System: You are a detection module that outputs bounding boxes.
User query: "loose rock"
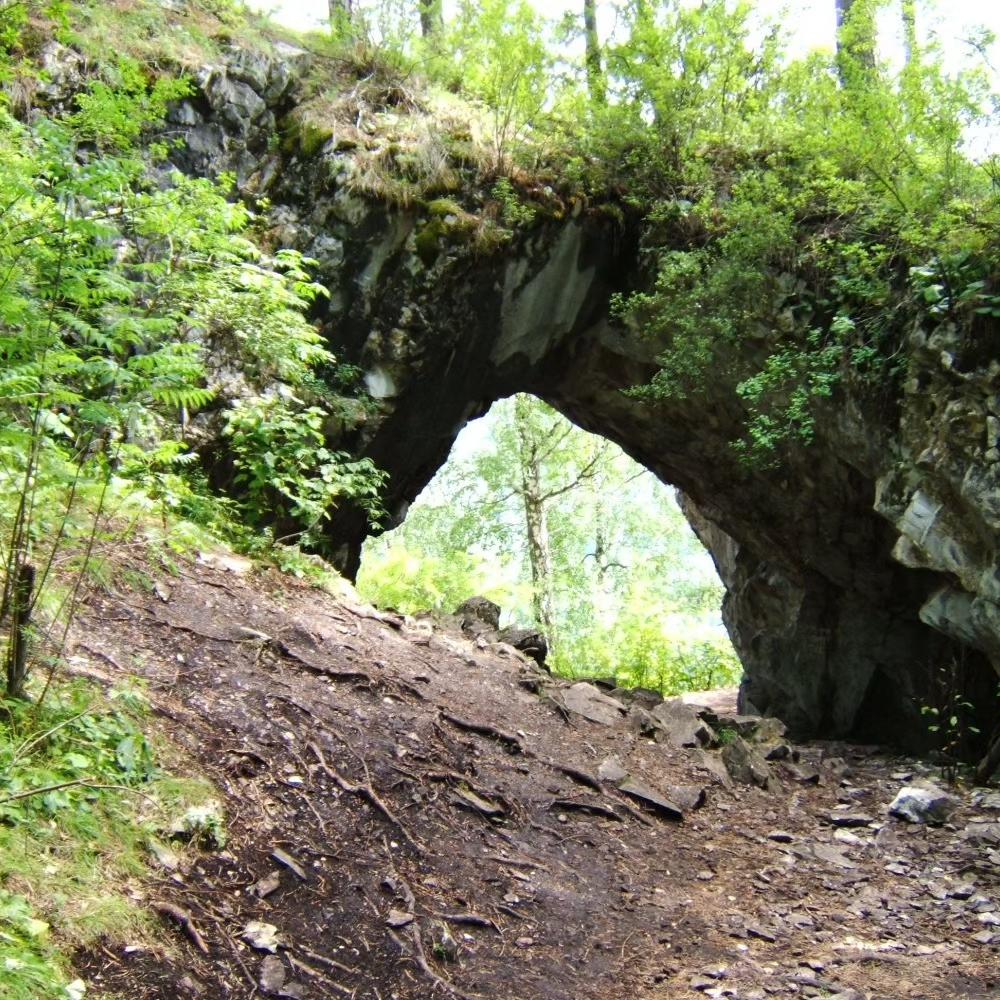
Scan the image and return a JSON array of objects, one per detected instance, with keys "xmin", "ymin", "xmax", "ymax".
[
  {"xmin": 888, "ymin": 782, "xmax": 960, "ymax": 825},
  {"xmin": 721, "ymin": 736, "xmax": 772, "ymax": 789}
]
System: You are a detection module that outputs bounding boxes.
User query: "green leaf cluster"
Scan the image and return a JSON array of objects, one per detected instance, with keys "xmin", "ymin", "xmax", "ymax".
[
  {"xmin": 0, "ymin": 45, "xmax": 386, "ymax": 693},
  {"xmin": 594, "ymin": 0, "xmax": 1000, "ymax": 462},
  {"xmin": 225, "ymin": 398, "xmax": 387, "ymax": 548}
]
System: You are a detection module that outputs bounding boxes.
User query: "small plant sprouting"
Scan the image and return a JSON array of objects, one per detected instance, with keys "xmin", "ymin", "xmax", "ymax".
[{"xmin": 920, "ymin": 656, "xmax": 982, "ymax": 786}]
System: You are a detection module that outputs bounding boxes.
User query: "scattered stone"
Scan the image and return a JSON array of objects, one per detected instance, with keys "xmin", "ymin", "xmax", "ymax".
[
  {"xmin": 614, "ymin": 686, "xmax": 663, "ymax": 710},
  {"xmin": 177, "ymin": 975, "xmax": 204, "ymax": 996},
  {"xmin": 809, "ymin": 843, "xmax": 858, "ymax": 869},
  {"xmin": 765, "ymin": 744, "xmax": 793, "ymax": 761},
  {"xmin": 271, "ymin": 847, "xmax": 308, "ymax": 881},
  {"xmin": 966, "ymin": 894, "xmax": 995, "ymax": 913},
  {"xmin": 148, "ymin": 839, "xmax": 181, "ymax": 871},
  {"xmin": 515, "ymin": 937, "xmax": 534, "ymax": 948},
  {"xmin": 559, "ymin": 682, "xmax": 628, "ymax": 726},
  {"xmin": 651, "ymin": 699, "xmax": 717, "ymax": 748},
  {"xmin": 964, "ymin": 822, "xmax": 1000, "ymax": 845},
  {"xmin": 690, "ymin": 976, "xmax": 718, "ymax": 991},
  {"xmin": 825, "ymin": 811, "xmax": 874, "ymax": 828},
  {"xmin": 754, "ymin": 717, "xmax": 788, "ymax": 742},
  {"xmin": 972, "ymin": 930, "xmax": 1000, "ymax": 945},
  {"xmin": 428, "ymin": 919, "xmax": 460, "ymax": 962},
  {"xmin": 700, "ymin": 964, "xmax": 727, "ymax": 979},
  {"xmin": 387, "ymin": 909, "xmax": 414, "ymax": 928},
  {"xmin": 767, "ymin": 830, "xmax": 794, "ymax": 843},
  {"xmin": 453, "ymin": 787, "xmax": 505, "ymax": 817},
  {"xmin": 833, "ymin": 829, "xmax": 864, "ymax": 846},
  {"xmin": 598, "ymin": 757, "xmax": 629, "ymax": 783},
  {"xmin": 697, "ymin": 870, "xmax": 715, "ymax": 881},
  {"xmin": 721, "ymin": 736, "xmax": 772, "ymax": 789},
  {"xmin": 972, "ymin": 789, "xmax": 1000, "ymax": 811},
  {"xmin": 667, "ymin": 784, "xmax": 708, "ymax": 811},
  {"xmin": 168, "ymin": 800, "xmax": 226, "ymax": 848},
  {"xmin": 700, "ymin": 711, "xmax": 761, "ymax": 738},
  {"xmin": 497, "ymin": 626, "xmax": 547, "ymax": 666},
  {"xmin": 453, "ymin": 596, "xmax": 501, "ymax": 631},
  {"xmin": 251, "ymin": 871, "xmax": 283, "ymax": 899},
  {"xmin": 693, "ymin": 749, "xmax": 735, "ymax": 789},
  {"xmin": 242, "ymin": 921, "xmax": 281, "ymax": 953},
  {"xmin": 259, "ymin": 955, "xmax": 286, "ymax": 994},
  {"xmin": 888, "ymin": 782, "xmax": 960, "ymax": 825},
  {"xmin": 778, "ymin": 761, "xmax": 822, "ymax": 784},
  {"xmin": 617, "ymin": 777, "xmax": 684, "ymax": 821},
  {"xmin": 627, "ymin": 705, "xmax": 659, "ymax": 737},
  {"xmin": 746, "ymin": 924, "xmax": 777, "ymax": 943}
]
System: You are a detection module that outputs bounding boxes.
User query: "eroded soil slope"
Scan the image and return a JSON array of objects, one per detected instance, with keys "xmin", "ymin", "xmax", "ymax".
[{"xmin": 69, "ymin": 552, "xmax": 1000, "ymax": 1000}]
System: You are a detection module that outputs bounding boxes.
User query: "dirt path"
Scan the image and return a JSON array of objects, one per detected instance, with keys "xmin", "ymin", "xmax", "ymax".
[{"xmin": 69, "ymin": 552, "xmax": 999, "ymax": 1000}]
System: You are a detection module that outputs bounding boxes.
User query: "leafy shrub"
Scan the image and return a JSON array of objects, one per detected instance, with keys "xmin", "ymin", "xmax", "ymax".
[{"xmin": 225, "ymin": 399, "xmax": 387, "ymax": 548}]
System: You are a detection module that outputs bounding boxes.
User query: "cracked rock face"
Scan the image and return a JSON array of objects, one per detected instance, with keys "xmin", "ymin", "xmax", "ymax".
[{"xmin": 157, "ymin": 46, "xmax": 996, "ymax": 749}]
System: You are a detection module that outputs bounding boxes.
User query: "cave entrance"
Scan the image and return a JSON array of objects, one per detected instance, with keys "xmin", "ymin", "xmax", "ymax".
[{"xmin": 356, "ymin": 393, "xmax": 741, "ymax": 696}]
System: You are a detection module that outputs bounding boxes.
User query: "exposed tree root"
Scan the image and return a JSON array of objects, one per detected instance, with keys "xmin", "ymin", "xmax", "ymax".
[
  {"xmin": 439, "ymin": 711, "xmax": 524, "ymax": 753},
  {"xmin": 307, "ymin": 740, "xmax": 421, "ymax": 850},
  {"xmin": 152, "ymin": 901, "xmax": 209, "ymax": 954}
]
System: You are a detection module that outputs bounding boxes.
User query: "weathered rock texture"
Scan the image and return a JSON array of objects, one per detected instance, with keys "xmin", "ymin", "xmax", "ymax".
[{"xmin": 165, "ymin": 47, "xmax": 997, "ymax": 749}]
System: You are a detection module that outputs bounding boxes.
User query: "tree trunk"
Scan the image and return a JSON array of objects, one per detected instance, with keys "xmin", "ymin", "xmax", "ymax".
[
  {"xmin": 901, "ymin": 0, "xmax": 917, "ymax": 66},
  {"xmin": 419, "ymin": 0, "xmax": 444, "ymax": 38},
  {"xmin": 3, "ymin": 562, "xmax": 34, "ymax": 699},
  {"xmin": 584, "ymin": 0, "xmax": 606, "ymax": 105},
  {"xmin": 835, "ymin": 0, "xmax": 876, "ymax": 86},
  {"xmin": 514, "ymin": 397, "xmax": 557, "ymax": 651},
  {"xmin": 328, "ymin": 0, "xmax": 353, "ymax": 34}
]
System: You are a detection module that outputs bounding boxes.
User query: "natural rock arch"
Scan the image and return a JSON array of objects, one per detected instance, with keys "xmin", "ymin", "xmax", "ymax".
[
  {"xmin": 316, "ymin": 213, "xmax": 978, "ymax": 747},
  {"xmin": 170, "ymin": 50, "xmax": 998, "ymax": 751}
]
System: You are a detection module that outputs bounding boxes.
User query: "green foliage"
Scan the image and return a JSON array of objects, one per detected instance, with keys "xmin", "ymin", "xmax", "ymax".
[
  {"xmin": 491, "ymin": 176, "xmax": 536, "ymax": 228},
  {"xmin": 588, "ymin": 0, "xmax": 1000, "ymax": 463},
  {"xmin": 0, "ymin": 43, "xmax": 387, "ymax": 695},
  {"xmin": 0, "ymin": 680, "xmax": 186, "ymax": 999},
  {"xmin": 445, "ymin": 0, "xmax": 551, "ymax": 171},
  {"xmin": 0, "ymin": 682, "xmax": 155, "ymax": 824},
  {"xmin": 358, "ymin": 544, "xmax": 524, "ymax": 616},
  {"xmin": 920, "ymin": 656, "xmax": 987, "ymax": 784},
  {"xmin": 225, "ymin": 399, "xmax": 387, "ymax": 548},
  {"xmin": 70, "ymin": 58, "xmax": 192, "ymax": 149}
]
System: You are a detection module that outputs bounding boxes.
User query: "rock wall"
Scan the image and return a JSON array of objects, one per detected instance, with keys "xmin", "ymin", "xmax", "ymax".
[{"xmin": 162, "ymin": 46, "xmax": 997, "ymax": 749}]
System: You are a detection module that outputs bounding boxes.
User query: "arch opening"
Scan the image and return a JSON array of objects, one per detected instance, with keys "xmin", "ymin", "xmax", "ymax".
[{"xmin": 356, "ymin": 393, "xmax": 743, "ymax": 698}]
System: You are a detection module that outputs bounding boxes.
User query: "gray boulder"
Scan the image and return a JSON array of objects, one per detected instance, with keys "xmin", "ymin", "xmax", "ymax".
[
  {"xmin": 497, "ymin": 626, "xmax": 547, "ymax": 666},
  {"xmin": 454, "ymin": 596, "xmax": 501, "ymax": 631},
  {"xmin": 888, "ymin": 781, "xmax": 960, "ymax": 825},
  {"xmin": 559, "ymin": 682, "xmax": 627, "ymax": 726},
  {"xmin": 721, "ymin": 736, "xmax": 773, "ymax": 789},
  {"xmin": 651, "ymin": 699, "xmax": 717, "ymax": 748}
]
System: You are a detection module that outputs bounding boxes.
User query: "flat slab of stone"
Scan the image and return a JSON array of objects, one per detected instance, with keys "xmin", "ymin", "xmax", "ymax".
[
  {"xmin": 617, "ymin": 777, "xmax": 684, "ymax": 821},
  {"xmin": 651, "ymin": 699, "xmax": 716, "ymax": 747},
  {"xmin": 597, "ymin": 757, "xmax": 628, "ymax": 783},
  {"xmin": 559, "ymin": 682, "xmax": 627, "ymax": 726}
]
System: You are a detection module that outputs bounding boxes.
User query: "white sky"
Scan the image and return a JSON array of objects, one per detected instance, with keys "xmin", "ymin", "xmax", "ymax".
[{"xmin": 247, "ymin": 0, "xmax": 1000, "ymax": 72}]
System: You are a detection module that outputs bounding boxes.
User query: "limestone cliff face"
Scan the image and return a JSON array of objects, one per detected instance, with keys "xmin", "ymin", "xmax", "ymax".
[{"xmin": 166, "ymin": 47, "xmax": 998, "ymax": 748}]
